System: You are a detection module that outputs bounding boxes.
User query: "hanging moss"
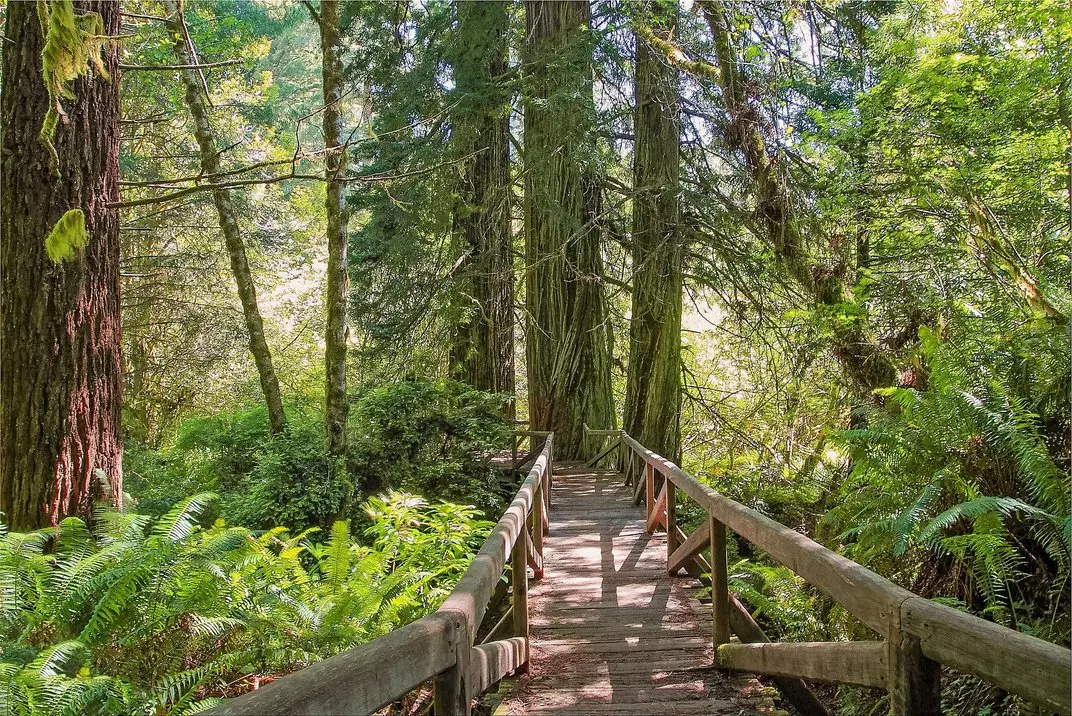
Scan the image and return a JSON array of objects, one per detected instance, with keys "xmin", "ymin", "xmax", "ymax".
[
  {"xmin": 37, "ymin": 0, "xmax": 110, "ymax": 177},
  {"xmin": 45, "ymin": 209, "xmax": 89, "ymax": 263}
]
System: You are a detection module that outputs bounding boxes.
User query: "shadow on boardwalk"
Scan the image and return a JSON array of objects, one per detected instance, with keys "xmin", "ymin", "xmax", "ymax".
[{"xmin": 496, "ymin": 466, "xmax": 782, "ymax": 715}]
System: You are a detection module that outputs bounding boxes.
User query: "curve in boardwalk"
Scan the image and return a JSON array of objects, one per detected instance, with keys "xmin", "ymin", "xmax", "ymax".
[{"xmin": 498, "ymin": 464, "xmax": 777, "ymax": 715}]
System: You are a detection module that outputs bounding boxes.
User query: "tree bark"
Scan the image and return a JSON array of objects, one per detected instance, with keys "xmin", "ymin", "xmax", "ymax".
[
  {"xmin": 698, "ymin": 0, "xmax": 898, "ymax": 396},
  {"xmin": 317, "ymin": 0, "xmax": 351, "ymax": 485},
  {"xmin": 523, "ymin": 0, "xmax": 615, "ymax": 458},
  {"xmin": 449, "ymin": 1, "xmax": 515, "ymax": 416},
  {"xmin": 1, "ymin": 0, "xmax": 124, "ymax": 529},
  {"xmin": 624, "ymin": 0, "xmax": 683, "ymax": 461},
  {"xmin": 163, "ymin": 0, "xmax": 287, "ymax": 435}
]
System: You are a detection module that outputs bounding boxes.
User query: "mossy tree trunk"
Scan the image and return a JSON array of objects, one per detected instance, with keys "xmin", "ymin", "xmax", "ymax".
[
  {"xmin": 449, "ymin": 0, "xmax": 515, "ymax": 415},
  {"xmin": 317, "ymin": 0, "xmax": 351, "ymax": 493},
  {"xmin": 623, "ymin": 0, "xmax": 683, "ymax": 461},
  {"xmin": 0, "ymin": 0, "xmax": 123, "ymax": 529},
  {"xmin": 698, "ymin": 0, "xmax": 898, "ymax": 396},
  {"xmin": 163, "ymin": 0, "xmax": 288, "ymax": 435},
  {"xmin": 523, "ymin": 0, "xmax": 615, "ymax": 458}
]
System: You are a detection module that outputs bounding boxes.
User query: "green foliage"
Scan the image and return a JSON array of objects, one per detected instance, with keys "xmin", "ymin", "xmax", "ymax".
[
  {"xmin": 349, "ymin": 379, "xmax": 512, "ymax": 515},
  {"xmin": 829, "ymin": 325, "xmax": 1069, "ymax": 636},
  {"xmin": 125, "ymin": 381, "xmax": 510, "ymax": 530},
  {"xmin": 0, "ymin": 492, "xmax": 489, "ymax": 714},
  {"xmin": 44, "ymin": 209, "xmax": 88, "ymax": 264}
]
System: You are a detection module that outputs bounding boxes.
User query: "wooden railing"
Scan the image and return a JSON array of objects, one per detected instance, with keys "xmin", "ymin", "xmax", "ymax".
[
  {"xmin": 599, "ymin": 427, "xmax": 1071, "ymax": 716},
  {"xmin": 206, "ymin": 432, "xmax": 554, "ymax": 716}
]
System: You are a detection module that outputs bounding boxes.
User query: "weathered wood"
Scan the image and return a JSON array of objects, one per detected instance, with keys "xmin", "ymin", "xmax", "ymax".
[
  {"xmin": 669, "ymin": 521, "xmax": 710, "ymax": 575},
  {"xmin": 901, "ymin": 596, "xmax": 1070, "ymax": 714},
  {"xmin": 434, "ymin": 616, "xmax": 472, "ymax": 716},
  {"xmin": 710, "ymin": 517, "xmax": 730, "ymax": 647},
  {"xmin": 888, "ymin": 628, "xmax": 940, "ymax": 716},
  {"xmin": 666, "ymin": 479, "xmax": 678, "ymax": 566},
  {"xmin": 644, "ymin": 463, "xmax": 654, "ymax": 515},
  {"xmin": 508, "ymin": 469, "xmax": 767, "ymax": 715},
  {"xmin": 622, "ymin": 434, "xmax": 909, "ymax": 636},
  {"xmin": 531, "ymin": 481, "xmax": 544, "ymax": 579},
  {"xmin": 511, "ymin": 519, "xmax": 530, "ymax": 668},
  {"xmin": 623, "ymin": 433, "xmax": 1071, "ymax": 715},
  {"xmin": 469, "ymin": 637, "xmax": 528, "ymax": 695},
  {"xmin": 208, "ymin": 612, "xmax": 458, "ymax": 715},
  {"xmin": 644, "ymin": 479, "xmax": 667, "ymax": 533},
  {"xmin": 717, "ymin": 641, "xmax": 888, "ymax": 689}
]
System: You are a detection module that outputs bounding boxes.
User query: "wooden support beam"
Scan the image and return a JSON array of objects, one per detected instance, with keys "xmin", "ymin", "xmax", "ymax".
[
  {"xmin": 671, "ymin": 525, "xmax": 830, "ymax": 716},
  {"xmin": 668, "ymin": 521, "xmax": 710, "ymax": 575},
  {"xmin": 889, "ymin": 629, "xmax": 940, "ymax": 716},
  {"xmin": 633, "ymin": 468, "xmax": 645, "ymax": 504},
  {"xmin": 530, "ymin": 484, "xmax": 544, "ymax": 579},
  {"xmin": 666, "ymin": 479, "xmax": 678, "ymax": 570},
  {"xmin": 645, "ymin": 479, "xmax": 667, "ymax": 534},
  {"xmin": 717, "ymin": 641, "xmax": 888, "ymax": 689},
  {"xmin": 644, "ymin": 463, "xmax": 654, "ymax": 515},
  {"xmin": 710, "ymin": 517, "xmax": 730, "ymax": 647},
  {"xmin": 511, "ymin": 522, "xmax": 530, "ymax": 670},
  {"xmin": 480, "ymin": 609, "xmax": 514, "ymax": 646}
]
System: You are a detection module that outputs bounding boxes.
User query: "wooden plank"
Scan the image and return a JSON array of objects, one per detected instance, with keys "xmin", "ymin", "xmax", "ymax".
[
  {"xmin": 710, "ymin": 517, "xmax": 730, "ymax": 646},
  {"xmin": 668, "ymin": 521, "xmax": 710, "ymax": 575},
  {"xmin": 717, "ymin": 641, "xmax": 888, "ymax": 689},
  {"xmin": 644, "ymin": 463, "xmax": 654, "ymax": 514},
  {"xmin": 207, "ymin": 612, "xmax": 457, "ymax": 715},
  {"xmin": 901, "ymin": 596, "xmax": 1071, "ymax": 714},
  {"xmin": 470, "ymin": 637, "xmax": 527, "ymax": 695},
  {"xmin": 677, "ymin": 530, "xmax": 833, "ymax": 716}
]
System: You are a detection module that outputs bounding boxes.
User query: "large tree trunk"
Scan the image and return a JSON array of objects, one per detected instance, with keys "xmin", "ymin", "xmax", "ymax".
[
  {"xmin": 1, "ymin": 0, "xmax": 123, "ymax": 529},
  {"xmin": 623, "ymin": 0, "xmax": 683, "ymax": 461},
  {"xmin": 449, "ymin": 0, "xmax": 515, "ymax": 415},
  {"xmin": 318, "ymin": 0, "xmax": 350, "ymax": 488},
  {"xmin": 523, "ymin": 0, "xmax": 615, "ymax": 458},
  {"xmin": 163, "ymin": 0, "xmax": 287, "ymax": 435}
]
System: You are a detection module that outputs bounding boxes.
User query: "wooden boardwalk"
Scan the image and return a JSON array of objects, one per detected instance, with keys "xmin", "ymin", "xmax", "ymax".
[{"xmin": 498, "ymin": 466, "xmax": 776, "ymax": 715}]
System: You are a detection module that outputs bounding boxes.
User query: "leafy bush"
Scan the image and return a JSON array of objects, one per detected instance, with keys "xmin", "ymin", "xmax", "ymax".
[
  {"xmin": 124, "ymin": 380, "xmax": 511, "ymax": 532},
  {"xmin": 349, "ymin": 378, "xmax": 512, "ymax": 515},
  {"xmin": 0, "ymin": 492, "xmax": 490, "ymax": 715}
]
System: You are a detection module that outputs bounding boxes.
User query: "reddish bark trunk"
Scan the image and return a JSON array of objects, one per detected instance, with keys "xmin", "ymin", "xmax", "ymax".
[{"xmin": 1, "ymin": 0, "xmax": 124, "ymax": 530}]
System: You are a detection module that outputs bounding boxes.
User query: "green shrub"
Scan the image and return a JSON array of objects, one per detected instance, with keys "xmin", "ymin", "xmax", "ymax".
[
  {"xmin": 124, "ymin": 380, "xmax": 511, "ymax": 532},
  {"xmin": 349, "ymin": 378, "xmax": 512, "ymax": 515}
]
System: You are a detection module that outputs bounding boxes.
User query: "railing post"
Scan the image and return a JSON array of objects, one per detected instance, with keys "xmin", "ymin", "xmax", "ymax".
[
  {"xmin": 530, "ymin": 482, "xmax": 544, "ymax": 579},
  {"xmin": 644, "ymin": 463, "xmax": 654, "ymax": 518},
  {"xmin": 433, "ymin": 613, "xmax": 472, "ymax": 716},
  {"xmin": 710, "ymin": 516, "xmax": 731, "ymax": 648},
  {"xmin": 511, "ymin": 433, "xmax": 518, "ymax": 472},
  {"xmin": 888, "ymin": 621, "xmax": 941, "ymax": 715},
  {"xmin": 666, "ymin": 478, "xmax": 678, "ymax": 572},
  {"xmin": 511, "ymin": 517, "xmax": 530, "ymax": 670}
]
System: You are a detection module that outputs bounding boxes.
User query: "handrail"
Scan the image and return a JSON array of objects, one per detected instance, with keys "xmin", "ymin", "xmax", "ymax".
[
  {"xmin": 607, "ymin": 428, "xmax": 1071, "ymax": 715},
  {"xmin": 207, "ymin": 432, "xmax": 554, "ymax": 716}
]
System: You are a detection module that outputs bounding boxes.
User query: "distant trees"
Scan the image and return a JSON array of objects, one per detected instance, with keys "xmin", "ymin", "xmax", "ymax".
[
  {"xmin": 1, "ymin": 0, "xmax": 123, "ymax": 529},
  {"xmin": 162, "ymin": 0, "xmax": 288, "ymax": 435}
]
